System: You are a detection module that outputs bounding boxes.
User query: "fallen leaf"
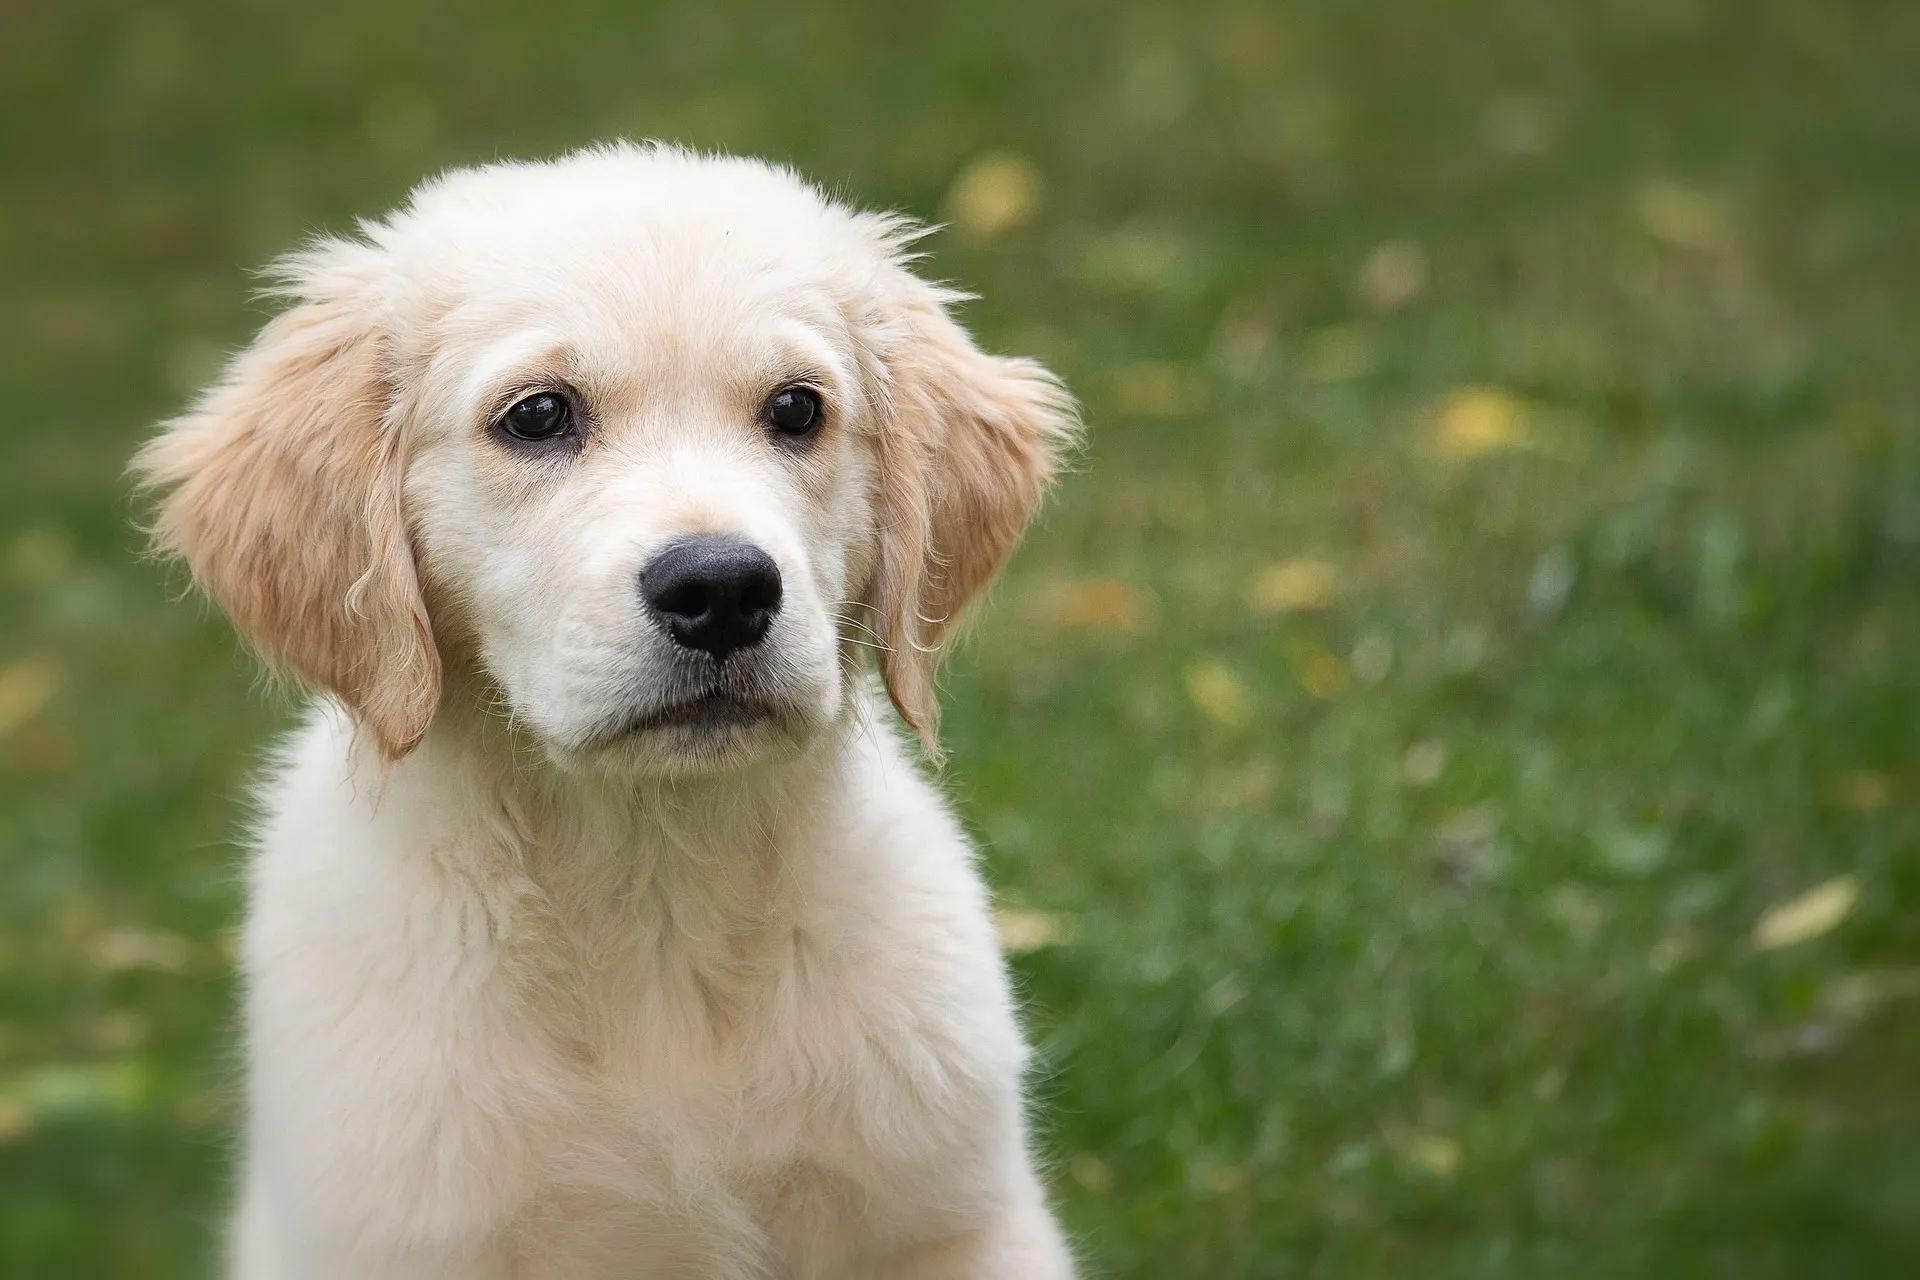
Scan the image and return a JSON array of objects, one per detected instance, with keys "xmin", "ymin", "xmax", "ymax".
[
  {"xmin": 1634, "ymin": 180, "xmax": 1735, "ymax": 253},
  {"xmin": 994, "ymin": 908, "xmax": 1075, "ymax": 953},
  {"xmin": 1294, "ymin": 646, "xmax": 1349, "ymax": 700},
  {"xmin": 1430, "ymin": 386, "xmax": 1530, "ymax": 458},
  {"xmin": 1402, "ymin": 740, "xmax": 1447, "ymax": 785},
  {"xmin": 1356, "ymin": 239, "xmax": 1428, "ymax": 311},
  {"xmin": 1350, "ymin": 631, "xmax": 1394, "ymax": 684},
  {"xmin": 1196, "ymin": 759, "xmax": 1278, "ymax": 811},
  {"xmin": 1402, "ymin": 1133, "xmax": 1461, "ymax": 1177},
  {"xmin": 1528, "ymin": 546, "xmax": 1578, "ymax": 616},
  {"xmin": 1598, "ymin": 825, "xmax": 1670, "ymax": 877},
  {"xmin": 1246, "ymin": 558, "xmax": 1338, "ymax": 613},
  {"xmin": 1198, "ymin": 1164, "xmax": 1247, "ymax": 1193},
  {"xmin": 1069, "ymin": 1152, "xmax": 1115, "ymax": 1193},
  {"xmin": 1211, "ymin": 301, "xmax": 1275, "ymax": 382},
  {"xmin": 9, "ymin": 724, "xmax": 74, "ymax": 773},
  {"xmin": 1439, "ymin": 804, "xmax": 1501, "ymax": 847},
  {"xmin": 944, "ymin": 152, "xmax": 1043, "ymax": 240},
  {"xmin": 0, "ymin": 1099, "xmax": 28, "ymax": 1145},
  {"xmin": 0, "ymin": 656, "xmax": 60, "ymax": 738},
  {"xmin": 1831, "ymin": 771, "xmax": 1893, "ymax": 813},
  {"xmin": 1823, "ymin": 968, "xmax": 1920, "ymax": 1018},
  {"xmin": 1037, "ymin": 578, "xmax": 1155, "ymax": 633},
  {"xmin": 92, "ymin": 928, "xmax": 195, "ymax": 975},
  {"xmin": 79, "ymin": 1011, "xmax": 150, "ymax": 1052},
  {"xmin": 1754, "ymin": 875, "xmax": 1859, "ymax": 950},
  {"xmin": 1650, "ymin": 932, "xmax": 1698, "ymax": 973},
  {"xmin": 1482, "ymin": 93, "xmax": 1554, "ymax": 157},
  {"xmin": 1206, "ymin": 7, "xmax": 1284, "ymax": 74},
  {"xmin": 1186, "ymin": 661, "xmax": 1248, "ymax": 727}
]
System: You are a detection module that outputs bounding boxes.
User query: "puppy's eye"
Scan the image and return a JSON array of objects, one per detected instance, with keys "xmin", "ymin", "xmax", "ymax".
[
  {"xmin": 764, "ymin": 386, "xmax": 822, "ymax": 438},
  {"xmin": 500, "ymin": 392, "xmax": 576, "ymax": 442}
]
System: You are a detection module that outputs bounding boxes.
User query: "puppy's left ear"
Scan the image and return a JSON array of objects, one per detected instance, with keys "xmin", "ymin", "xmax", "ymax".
[{"xmin": 868, "ymin": 275, "xmax": 1079, "ymax": 752}]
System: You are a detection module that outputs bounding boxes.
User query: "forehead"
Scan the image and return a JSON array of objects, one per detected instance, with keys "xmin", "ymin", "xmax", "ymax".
[{"xmin": 385, "ymin": 151, "xmax": 877, "ymax": 383}]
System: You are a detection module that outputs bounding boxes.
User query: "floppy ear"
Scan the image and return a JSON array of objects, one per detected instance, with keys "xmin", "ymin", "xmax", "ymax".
[
  {"xmin": 869, "ymin": 278, "xmax": 1079, "ymax": 751},
  {"xmin": 133, "ymin": 241, "xmax": 439, "ymax": 762}
]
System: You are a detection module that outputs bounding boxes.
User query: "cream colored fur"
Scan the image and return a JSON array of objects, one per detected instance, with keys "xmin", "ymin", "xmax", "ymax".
[{"xmin": 135, "ymin": 143, "xmax": 1078, "ymax": 1279}]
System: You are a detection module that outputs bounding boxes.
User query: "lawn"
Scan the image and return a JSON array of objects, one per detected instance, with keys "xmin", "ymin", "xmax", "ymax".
[{"xmin": 3, "ymin": 0, "xmax": 1919, "ymax": 1275}]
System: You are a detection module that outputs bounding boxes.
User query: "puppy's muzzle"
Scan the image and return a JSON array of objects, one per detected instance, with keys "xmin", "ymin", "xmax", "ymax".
[{"xmin": 639, "ymin": 535, "xmax": 783, "ymax": 662}]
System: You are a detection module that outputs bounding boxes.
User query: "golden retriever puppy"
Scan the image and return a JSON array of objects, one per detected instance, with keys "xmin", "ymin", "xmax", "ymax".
[{"xmin": 135, "ymin": 142, "xmax": 1078, "ymax": 1280}]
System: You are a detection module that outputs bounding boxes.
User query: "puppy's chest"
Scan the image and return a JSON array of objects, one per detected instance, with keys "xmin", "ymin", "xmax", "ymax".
[
  {"xmin": 513, "ymin": 933, "xmax": 952, "ymax": 1267},
  {"xmin": 530, "ymin": 922, "xmax": 916, "ymax": 1178}
]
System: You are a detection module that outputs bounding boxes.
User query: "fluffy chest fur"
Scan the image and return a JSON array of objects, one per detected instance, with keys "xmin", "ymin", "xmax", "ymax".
[{"xmin": 237, "ymin": 706, "xmax": 1028, "ymax": 1279}]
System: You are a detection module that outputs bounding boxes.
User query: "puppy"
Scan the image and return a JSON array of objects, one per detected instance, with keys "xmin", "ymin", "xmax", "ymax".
[{"xmin": 136, "ymin": 143, "xmax": 1078, "ymax": 1280}]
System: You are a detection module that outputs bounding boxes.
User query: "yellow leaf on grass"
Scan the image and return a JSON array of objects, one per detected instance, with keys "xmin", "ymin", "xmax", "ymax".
[
  {"xmin": 1831, "ymin": 771, "xmax": 1893, "ymax": 813},
  {"xmin": 0, "ymin": 1098, "xmax": 29, "ymax": 1145},
  {"xmin": 0, "ymin": 656, "xmax": 60, "ymax": 738},
  {"xmin": 1439, "ymin": 804, "xmax": 1501, "ymax": 847},
  {"xmin": 1069, "ymin": 1152, "xmax": 1116, "ymax": 1193},
  {"xmin": 1754, "ymin": 875, "xmax": 1860, "ymax": 950},
  {"xmin": 1246, "ymin": 558, "xmax": 1337, "ymax": 613},
  {"xmin": 1403, "ymin": 1133, "xmax": 1461, "ymax": 1177},
  {"xmin": 1356, "ymin": 239, "xmax": 1428, "ymax": 312},
  {"xmin": 1430, "ymin": 386, "xmax": 1530, "ymax": 458},
  {"xmin": 994, "ymin": 908, "xmax": 1074, "ymax": 954},
  {"xmin": 1634, "ymin": 180, "xmax": 1735, "ymax": 253},
  {"xmin": 1824, "ymin": 968, "xmax": 1920, "ymax": 1018},
  {"xmin": 92, "ymin": 929, "xmax": 195, "ymax": 975},
  {"xmin": 1293, "ymin": 646, "xmax": 1349, "ymax": 700},
  {"xmin": 945, "ymin": 153, "xmax": 1042, "ymax": 240},
  {"xmin": 1186, "ymin": 661, "xmax": 1248, "ymax": 727},
  {"xmin": 1038, "ymin": 578, "xmax": 1154, "ymax": 633},
  {"xmin": 1403, "ymin": 740, "xmax": 1448, "ymax": 785}
]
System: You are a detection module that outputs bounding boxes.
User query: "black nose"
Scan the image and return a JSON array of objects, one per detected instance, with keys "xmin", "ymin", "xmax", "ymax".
[{"xmin": 639, "ymin": 535, "xmax": 783, "ymax": 661}]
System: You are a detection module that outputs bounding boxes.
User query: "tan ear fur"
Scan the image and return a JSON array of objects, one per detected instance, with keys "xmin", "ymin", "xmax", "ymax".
[
  {"xmin": 133, "ymin": 243, "xmax": 439, "ymax": 761},
  {"xmin": 870, "ymin": 283, "xmax": 1079, "ymax": 751}
]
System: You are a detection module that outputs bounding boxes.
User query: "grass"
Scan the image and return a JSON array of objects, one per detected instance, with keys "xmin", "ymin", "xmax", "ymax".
[{"xmin": 3, "ymin": 0, "xmax": 1919, "ymax": 1274}]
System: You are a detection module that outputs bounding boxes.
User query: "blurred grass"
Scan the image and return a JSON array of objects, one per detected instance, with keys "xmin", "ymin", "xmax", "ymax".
[{"xmin": 3, "ymin": 0, "xmax": 1919, "ymax": 1275}]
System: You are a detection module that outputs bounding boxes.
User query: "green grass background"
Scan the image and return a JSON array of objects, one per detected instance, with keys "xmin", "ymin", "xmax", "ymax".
[{"xmin": 3, "ymin": 0, "xmax": 1919, "ymax": 1274}]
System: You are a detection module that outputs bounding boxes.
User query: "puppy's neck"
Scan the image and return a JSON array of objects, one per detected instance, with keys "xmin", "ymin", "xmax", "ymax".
[{"xmin": 354, "ymin": 667, "xmax": 856, "ymax": 922}]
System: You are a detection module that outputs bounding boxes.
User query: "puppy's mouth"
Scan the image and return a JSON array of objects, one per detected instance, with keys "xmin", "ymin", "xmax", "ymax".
[
  {"xmin": 618, "ymin": 691, "xmax": 777, "ymax": 735},
  {"xmin": 576, "ymin": 687, "xmax": 798, "ymax": 756}
]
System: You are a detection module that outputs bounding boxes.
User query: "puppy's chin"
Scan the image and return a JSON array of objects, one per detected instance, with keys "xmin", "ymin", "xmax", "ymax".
[{"xmin": 549, "ymin": 694, "xmax": 821, "ymax": 779}]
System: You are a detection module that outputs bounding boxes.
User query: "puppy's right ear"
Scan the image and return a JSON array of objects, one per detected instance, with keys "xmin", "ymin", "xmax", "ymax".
[{"xmin": 133, "ymin": 240, "xmax": 439, "ymax": 762}]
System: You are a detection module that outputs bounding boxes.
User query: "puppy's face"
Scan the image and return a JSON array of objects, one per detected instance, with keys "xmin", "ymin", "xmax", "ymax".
[
  {"xmin": 397, "ymin": 188, "xmax": 882, "ymax": 772},
  {"xmin": 137, "ymin": 147, "xmax": 1075, "ymax": 775}
]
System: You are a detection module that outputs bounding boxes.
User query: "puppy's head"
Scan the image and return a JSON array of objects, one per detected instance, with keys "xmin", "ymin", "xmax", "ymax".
[{"xmin": 135, "ymin": 145, "xmax": 1076, "ymax": 775}]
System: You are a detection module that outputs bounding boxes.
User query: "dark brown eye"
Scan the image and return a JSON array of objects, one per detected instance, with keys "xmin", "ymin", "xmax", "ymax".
[
  {"xmin": 501, "ymin": 392, "xmax": 575, "ymax": 442},
  {"xmin": 765, "ymin": 386, "xmax": 821, "ymax": 438}
]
